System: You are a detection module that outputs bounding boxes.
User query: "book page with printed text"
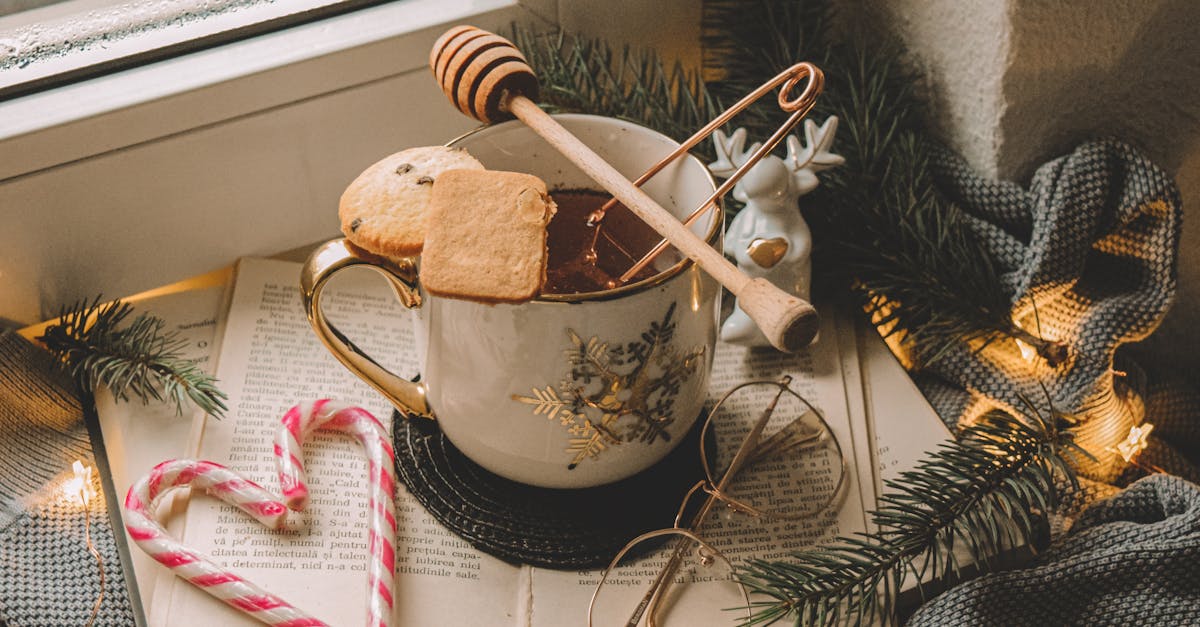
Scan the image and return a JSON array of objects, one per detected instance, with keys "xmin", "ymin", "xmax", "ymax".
[
  {"xmin": 528, "ymin": 307, "xmax": 875, "ymax": 626},
  {"xmin": 163, "ymin": 258, "xmax": 521, "ymax": 626},
  {"xmin": 115, "ymin": 257, "xmax": 953, "ymax": 626}
]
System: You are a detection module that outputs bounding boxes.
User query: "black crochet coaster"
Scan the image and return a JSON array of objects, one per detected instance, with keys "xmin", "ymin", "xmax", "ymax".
[{"xmin": 391, "ymin": 410, "xmax": 709, "ymax": 570}]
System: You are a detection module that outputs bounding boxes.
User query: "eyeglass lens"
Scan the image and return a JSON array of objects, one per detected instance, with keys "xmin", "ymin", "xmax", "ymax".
[
  {"xmin": 703, "ymin": 381, "xmax": 844, "ymax": 520},
  {"xmin": 591, "ymin": 381, "xmax": 847, "ymax": 626}
]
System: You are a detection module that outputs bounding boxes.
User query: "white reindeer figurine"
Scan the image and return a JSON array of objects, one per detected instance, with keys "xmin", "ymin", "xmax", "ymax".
[{"xmin": 709, "ymin": 117, "xmax": 844, "ymax": 347}]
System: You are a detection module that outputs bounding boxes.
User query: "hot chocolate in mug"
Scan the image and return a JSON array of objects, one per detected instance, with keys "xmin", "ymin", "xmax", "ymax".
[{"xmin": 302, "ymin": 114, "xmax": 722, "ymax": 488}]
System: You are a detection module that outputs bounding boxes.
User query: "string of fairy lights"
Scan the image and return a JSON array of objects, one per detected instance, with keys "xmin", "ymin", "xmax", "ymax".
[
  {"xmin": 1009, "ymin": 314, "xmax": 1153, "ymax": 482},
  {"xmin": 62, "ymin": 460, "xmax": 106, "ymax": 627}
]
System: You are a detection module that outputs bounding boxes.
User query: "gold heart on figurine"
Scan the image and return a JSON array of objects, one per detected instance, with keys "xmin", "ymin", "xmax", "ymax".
[{"xmin": 747, "ymin": 237, "xmax": 789, "ymax": 268}]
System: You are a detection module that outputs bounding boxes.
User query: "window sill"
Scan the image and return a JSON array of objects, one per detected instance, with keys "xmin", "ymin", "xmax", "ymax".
[
  {"xmin": 0, "ymin": 0, "xmax": 546, "ymax": 181},
  {"xmin": 0, "ymin": 0, "xmax": 399, "ymax": 99}
]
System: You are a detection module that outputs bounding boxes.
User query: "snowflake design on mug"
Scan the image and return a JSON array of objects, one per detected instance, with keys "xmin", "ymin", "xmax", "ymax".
[{"xmin": 512, "ymin": 303, "xmax": 707, "ymax": 469}]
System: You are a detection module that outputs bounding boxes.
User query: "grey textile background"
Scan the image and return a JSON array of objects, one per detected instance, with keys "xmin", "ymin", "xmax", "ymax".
[
  {"xmin": 910, "ymin": 474, "xmax": 1200, "ymax": 626},
  {"xmin": 0, "ymin": 331, "xmax": 135, "ymax": 626},
  {"xmin": 908, "ymin": 140, "xmax": 1198, "ymax": 623},
  {"xmin": 918, "ymin": 138, "xmax": 1187, "ymax": 482}
]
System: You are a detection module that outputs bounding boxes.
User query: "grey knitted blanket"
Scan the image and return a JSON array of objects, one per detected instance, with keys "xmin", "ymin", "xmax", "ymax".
[
  {"xmin": 0, "ymin": 331, "xmax": 136, "ymax": 626},
  {"xmin": 910, "ymin": 474, "xmax": 1200, "ymax": 626},
  {"xmin": 908, "ymin": 139, "xmax": 1198, "ymax": 624},
  {"xmin": 919, "ymin": 138, "xmax": 1187, "ymax": 483}
]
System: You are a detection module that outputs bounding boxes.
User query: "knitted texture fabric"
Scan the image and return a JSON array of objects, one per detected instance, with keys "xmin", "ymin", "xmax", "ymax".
[
  {"xmin": 909, "ymin": 473, "xmax": 1200, "ymax": 626},
  {"xmin": 918, "ymin": 139, "xmax": 1185, "ymax": 482},
  {"xmin": 0, "ymin": 331, "xmax": 135, "ymax": 626},
  {"xmin": 906, "ymin": 140, "xmax": 1199, "ymax": 624}
]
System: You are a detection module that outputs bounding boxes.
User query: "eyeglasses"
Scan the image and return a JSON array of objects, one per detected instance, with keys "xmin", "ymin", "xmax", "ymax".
[{"xmin": 589, "ymin": 376, "xmax": 847, "ymax": 626}]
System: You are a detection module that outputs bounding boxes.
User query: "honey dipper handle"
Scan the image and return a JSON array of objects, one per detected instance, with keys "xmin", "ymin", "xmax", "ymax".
[{"xmin": 505, "ymin": 95, "xmax": 819, "ymax": 351}]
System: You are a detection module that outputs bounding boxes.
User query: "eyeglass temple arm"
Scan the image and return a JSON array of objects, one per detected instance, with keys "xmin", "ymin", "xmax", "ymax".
[
  {"xmin": 620, "ymin": 481, "xmax": 715, "ymax": 627},
  {"xmin": 718, "ymin": 376, "xmax": 792, "ymax": 484},
  {"xmin": 633, "ymin": 378, "xmax": 793, "ymax": 626},
  {"xmin": 748, "ymin": 411, "xmax": 822, "ymax": 461}
]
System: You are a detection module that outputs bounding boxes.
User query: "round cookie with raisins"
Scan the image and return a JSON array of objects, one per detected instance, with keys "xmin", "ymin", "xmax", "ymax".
[{"xmin": 339, "ymin": 146, "xmax": 484, "ymax": 257}]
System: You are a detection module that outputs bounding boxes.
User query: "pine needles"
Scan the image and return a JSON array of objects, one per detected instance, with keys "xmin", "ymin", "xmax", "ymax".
[
  {"xmin": 738, "ymin": 405, "xmax": 1081, "ymax": 625},
  {"xmin": 513, "ymin": 27, "xmax": 721, "ymax": 159},
  {"xmin": 701, "ymin": 0, "xmax": 1017, "ymax": 368},
  {"xmin": 516, "ymin": 4, "xmax": 1091, "ymax": 624},
  {"xmin": 37, "ymin": 297, "xmax": 227, "ymax": 417},
  {"xmin": 520, "ymin": 3, "xmax": 1025, "ymax": 368}
]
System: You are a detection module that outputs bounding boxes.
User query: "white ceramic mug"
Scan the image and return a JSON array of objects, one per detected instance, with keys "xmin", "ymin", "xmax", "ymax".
[{"xmin": 302, "ymin": 114, "xmax": 722, "ymax": 488}]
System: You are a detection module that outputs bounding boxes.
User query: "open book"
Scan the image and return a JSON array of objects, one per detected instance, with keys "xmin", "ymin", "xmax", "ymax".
[{"xmin": 98, "ymin": 256, "xmax": 949, "ymax": 625}]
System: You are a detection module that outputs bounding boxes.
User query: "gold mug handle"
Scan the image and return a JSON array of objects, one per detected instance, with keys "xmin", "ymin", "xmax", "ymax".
[{"xmin": 300, "ymin": 238, "xmax": 432, "ymax": 418}]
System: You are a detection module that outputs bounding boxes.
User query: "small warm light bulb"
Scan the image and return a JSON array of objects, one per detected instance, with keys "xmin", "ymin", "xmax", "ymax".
[
  {"xmin": 1011, "ymin": 315, "xmax": 1039, "ymax": 363},
  {"xmin": 66, "ymin": 460, "xmax": 93, "ymax": 507},
  {"xmin": 1116, "ymin": 423, "xmax": 1154, "ymax": 464},
  {"xmin": 1014, "ymin": 337, "xmax": 1037, "ymax": 362}
]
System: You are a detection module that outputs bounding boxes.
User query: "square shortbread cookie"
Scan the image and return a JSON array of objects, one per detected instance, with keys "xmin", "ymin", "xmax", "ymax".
[{"xmin": 420, "ymin": 170, "xmax": 557, "ymax": 303}]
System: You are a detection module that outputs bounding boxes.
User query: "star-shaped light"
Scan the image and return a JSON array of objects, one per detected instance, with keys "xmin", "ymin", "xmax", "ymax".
[{"xmin": 1116, "ymin": 423, "xmax": 1154, "ymax": 463}]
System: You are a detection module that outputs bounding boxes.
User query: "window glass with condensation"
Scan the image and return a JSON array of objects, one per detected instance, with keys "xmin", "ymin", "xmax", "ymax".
[{"xmin": 0, "ymin": 0, "xmax": 381, "ymax": 98}]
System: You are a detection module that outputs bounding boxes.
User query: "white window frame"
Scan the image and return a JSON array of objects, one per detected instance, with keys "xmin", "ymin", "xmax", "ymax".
[
  {"xmin": 0, "ymin": 0, "xmax": 398, "ymax": 99},
  {"xmin": 1, "ymin": 0, "xmax": 554, "ymax": 180}
]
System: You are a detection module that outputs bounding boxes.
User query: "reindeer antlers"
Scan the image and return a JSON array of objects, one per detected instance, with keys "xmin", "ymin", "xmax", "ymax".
[
  {"xmin": 710, "ymin": 117, "xmax": 843, "ymax": 181},
  {"xmin": 787, "ymin": 117, "xmax": 844, "ymax": 172},
  {"xmin": 709, "ymin": 128, "xmax": 762, "ymax": 178}
]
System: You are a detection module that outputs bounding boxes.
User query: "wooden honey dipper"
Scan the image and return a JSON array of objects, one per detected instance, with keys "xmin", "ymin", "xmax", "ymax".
[{"xmin": 429, "ymin": 26, "xmax": 820, "ymax": 352}]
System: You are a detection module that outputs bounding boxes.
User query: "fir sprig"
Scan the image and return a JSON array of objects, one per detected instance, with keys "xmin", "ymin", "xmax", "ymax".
[
  {"xmin": 701, "ymin": 0, "xmax": 1029, "ymax": 367},
  {"xmin": 522, "ymin": 4, "xmax": 1042, "ymax": 368},
  {"xmin": 738, "ymin": 405, "xmax": 1082, "ymax": 625},
  {"xmin": 513, "ymin": 27, "xmax": 721, "ymax": 160},
  {"xmin": 37, "ymin": 297, "xmax": 227, "ymax": 417}
]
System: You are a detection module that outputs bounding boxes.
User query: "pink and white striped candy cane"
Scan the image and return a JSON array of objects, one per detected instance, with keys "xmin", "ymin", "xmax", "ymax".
[
  {"xmin": 276, "ymin": 400, "xmax": 397, "ymax": 627},
  {"xmin": 124, "ymin": 459, "xmax": 326, "ymax": 627}
]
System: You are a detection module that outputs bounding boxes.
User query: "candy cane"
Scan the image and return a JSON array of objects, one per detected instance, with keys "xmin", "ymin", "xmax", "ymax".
[
  {"xmin": 276, "ymin": 400, "xmax": 397, "ymax": 627},
  {"xmin": 124, "ymin": 459, "xmax": 327, "ymax": 626}
]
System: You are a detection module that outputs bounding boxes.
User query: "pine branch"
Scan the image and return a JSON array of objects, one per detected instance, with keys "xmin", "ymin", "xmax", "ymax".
[
  {"xmin": 513, "ymin": 26, "xmax": 721, "ymax": 160},
  {"xmin": 701, "ymin": 0, "xmax": 1021, "ymax": 368},
  {"xmin": 738, "ymin": 405, "xmax": 1082, "ymax": 625},
  {"xmin": 826, "ymin": 130, "xmax": 1015, "ymax": 366},
  {"xmin": 519, "ymin": 5, "xmax": 1040, "ymax": 368},
  {"xmin": 36, "ymin": 296, "xmax": 227, "ymax": 417}
]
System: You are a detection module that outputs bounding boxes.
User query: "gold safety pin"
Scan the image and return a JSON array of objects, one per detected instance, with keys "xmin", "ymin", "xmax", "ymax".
[{"xmin": 587, "ymin": 62, "xmax": 825, "ymax": 284}]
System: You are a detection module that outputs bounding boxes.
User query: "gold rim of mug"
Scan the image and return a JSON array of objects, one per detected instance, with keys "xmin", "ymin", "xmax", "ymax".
[{"xmin": 446, "ymin": 113, "xmax": 724, "ymax": 303}]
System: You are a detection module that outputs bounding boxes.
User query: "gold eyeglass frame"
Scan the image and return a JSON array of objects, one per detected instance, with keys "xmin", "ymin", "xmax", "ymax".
[{"xmin": 588, "ymin": 376, "xmax": 848, "ymax": 626}]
